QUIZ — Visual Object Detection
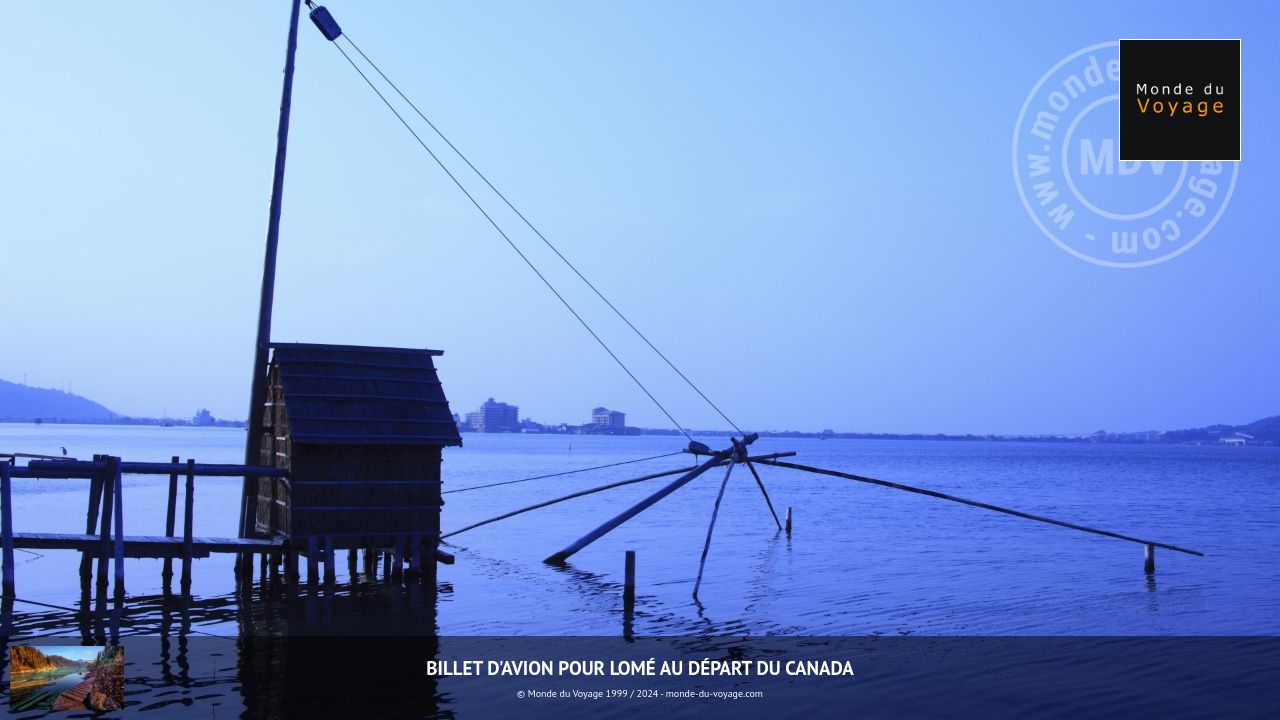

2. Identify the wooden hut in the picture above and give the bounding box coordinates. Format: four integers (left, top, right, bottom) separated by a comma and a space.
249, 343, 461, 564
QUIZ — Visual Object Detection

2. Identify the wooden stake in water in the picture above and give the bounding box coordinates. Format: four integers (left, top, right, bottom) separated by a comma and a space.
623, 550, 636, 610
181, 459, 195, 593
1144, 544, 1156, 574
96, 461, 115, 592
786, 507, 792, 537
1, 461, 15, 600
693, 461, 737, 601
163, 455, 179, 581
111, 457, 125, 599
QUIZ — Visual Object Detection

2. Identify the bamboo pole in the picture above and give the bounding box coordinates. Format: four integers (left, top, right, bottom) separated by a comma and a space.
743, 460, 782, 530
757, 459, 1204, 557
443, 453, 795, 542
443, 464, 701, 540
545, 453, 728, 565
692, 461, 736, 601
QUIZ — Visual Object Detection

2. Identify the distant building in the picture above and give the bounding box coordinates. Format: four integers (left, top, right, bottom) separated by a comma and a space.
587, 406, 627, 434
465, 398, 521, 433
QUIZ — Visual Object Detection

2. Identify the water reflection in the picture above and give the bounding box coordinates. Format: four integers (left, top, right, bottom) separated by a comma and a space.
4, 569, 449, 718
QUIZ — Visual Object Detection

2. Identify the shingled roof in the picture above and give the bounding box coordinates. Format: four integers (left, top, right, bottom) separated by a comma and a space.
270, 343, 462, 446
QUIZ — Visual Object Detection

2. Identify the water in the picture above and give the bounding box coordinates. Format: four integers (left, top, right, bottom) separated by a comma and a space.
7, 668, 85, 712
2, 425, 1278, 635
2, 425, 1278, 717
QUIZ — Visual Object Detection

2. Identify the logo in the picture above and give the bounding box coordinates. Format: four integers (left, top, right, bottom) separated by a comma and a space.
1012, 42, 1238, 268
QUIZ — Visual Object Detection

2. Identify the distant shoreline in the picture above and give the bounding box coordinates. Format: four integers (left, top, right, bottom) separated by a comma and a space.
4, 418, 1274, 446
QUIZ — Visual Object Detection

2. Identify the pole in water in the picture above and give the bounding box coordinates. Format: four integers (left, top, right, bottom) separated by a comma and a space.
1, 461, 15, 601
623, 550, 636, 610
1144, 544, 1156, 574
785, 507, 792, 536
111, 457, 125, 600
692, 460, 737, 601
240, 0, 304, 544
545, 452, 726, 564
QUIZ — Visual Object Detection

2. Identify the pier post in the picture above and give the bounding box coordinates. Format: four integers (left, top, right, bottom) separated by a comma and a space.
162, 455, 178, 582
307, 537, 319, 585
408, 534, 422, 581
181, 459, 195, 593
785, 507, 792, 536
1144, 544, 1156, 574
285, 548, 298, 582
323, 537, 336, 585
382, 550, 391, 579
96, 461, 115, 592
391, 536, 404, 582
623, 550, 636, 611
111, 457, 125, 599
363, 546, 375, 577
1, 461, 15, 600
347, 548, 357, 581
80, 457, 105, 584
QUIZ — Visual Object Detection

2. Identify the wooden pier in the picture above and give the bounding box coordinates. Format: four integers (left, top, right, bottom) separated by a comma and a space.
1, 455, 289, 600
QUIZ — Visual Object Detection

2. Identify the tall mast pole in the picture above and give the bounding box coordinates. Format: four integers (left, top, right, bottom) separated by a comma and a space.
240, 0, 304, 542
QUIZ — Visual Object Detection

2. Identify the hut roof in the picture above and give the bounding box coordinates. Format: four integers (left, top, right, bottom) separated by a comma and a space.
270, 343, 462, 447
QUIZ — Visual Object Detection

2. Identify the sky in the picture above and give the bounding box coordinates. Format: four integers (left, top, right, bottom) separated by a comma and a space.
1, 1, 1276, 435
23, 645, 101, 663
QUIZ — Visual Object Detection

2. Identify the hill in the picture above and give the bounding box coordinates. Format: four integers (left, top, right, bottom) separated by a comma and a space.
9, 646, 90, 673
0, 379, 117, 422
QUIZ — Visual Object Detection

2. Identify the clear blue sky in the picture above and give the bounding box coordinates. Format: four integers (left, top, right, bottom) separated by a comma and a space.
1, 1, 1275, 435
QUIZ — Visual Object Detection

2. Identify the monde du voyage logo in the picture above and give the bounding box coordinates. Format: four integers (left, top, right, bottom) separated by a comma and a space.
1012, 40, 1240, 268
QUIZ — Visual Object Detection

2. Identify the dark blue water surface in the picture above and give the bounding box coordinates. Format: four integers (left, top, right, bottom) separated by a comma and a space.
2, 426, 1278, 718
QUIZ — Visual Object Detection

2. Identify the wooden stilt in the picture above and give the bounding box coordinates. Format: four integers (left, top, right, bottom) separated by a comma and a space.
162, 455, 178, 581
623, 549, 636, 611
96, 461, 115, 592
181, 459, 195, 592
363, 546, 375, 576
407, 534, 422, 581
391, 536, 404, 581
1145, 544, 1156, 574
1, 461, 15, 600
323, 537, 336, 584
110, 457, 125, 599
382, 550, 391, 578
785, 507, 792, 536
80, 460, 105, 583
347, 548, 357, 580
259, 550, 268, 579
307, 537, 318, 585
285, 549, 298, 582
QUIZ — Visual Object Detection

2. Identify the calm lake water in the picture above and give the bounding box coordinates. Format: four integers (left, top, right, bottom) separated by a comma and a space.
7, 667, 85, 712
3, 424, 1276, 636
2, 425, 1278, 717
